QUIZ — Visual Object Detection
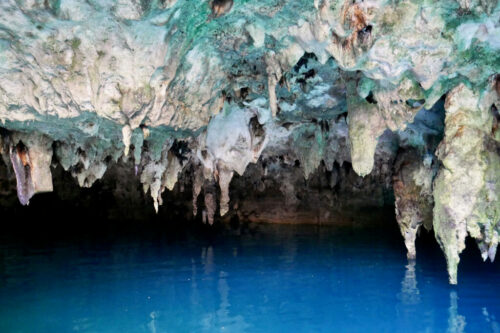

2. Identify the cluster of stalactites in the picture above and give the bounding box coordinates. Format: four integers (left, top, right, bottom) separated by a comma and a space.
390, 80, 499, 284
191, 105, 268, 224
136, 104, 269, 221
0, 128, 129, 205
0, 102, 270, 222
431, 82, 500, 284
0, 75, 497, 288
345, 73, 426, 177
139, 138, 184, 213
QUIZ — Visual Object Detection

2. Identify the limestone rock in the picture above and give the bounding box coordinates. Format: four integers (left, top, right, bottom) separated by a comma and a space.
433, 84, 500, 284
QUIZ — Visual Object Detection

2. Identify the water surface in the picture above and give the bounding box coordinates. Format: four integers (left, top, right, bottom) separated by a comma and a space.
0, 222, 498, 332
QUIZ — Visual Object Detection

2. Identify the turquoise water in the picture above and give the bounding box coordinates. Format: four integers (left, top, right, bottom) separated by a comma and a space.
0, 223, 498, 333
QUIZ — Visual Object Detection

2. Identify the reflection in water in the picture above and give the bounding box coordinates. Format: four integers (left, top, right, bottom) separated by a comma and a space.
200, 246, 250, 332
448, 291, 466, 333
202, 246, 215, 275
190, 258, 200, 314
400, 260, 420, 305
398, 260, 498, 333
0, 225, 499, 332
482, 308, 500, 333
148, 311, 158, 333
282, 233, 298, 264
399, 261, 469, 333
214, 271, 250, 332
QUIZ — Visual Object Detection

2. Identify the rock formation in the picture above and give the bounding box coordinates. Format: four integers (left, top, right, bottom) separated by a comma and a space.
0, 0, 498, 283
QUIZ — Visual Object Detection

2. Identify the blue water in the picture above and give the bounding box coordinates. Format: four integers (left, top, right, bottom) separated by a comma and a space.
0, 223, 498, 333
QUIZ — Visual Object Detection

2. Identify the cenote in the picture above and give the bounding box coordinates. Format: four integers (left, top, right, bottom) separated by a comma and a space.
0, 214, 499, 333
0, 0, 500, 332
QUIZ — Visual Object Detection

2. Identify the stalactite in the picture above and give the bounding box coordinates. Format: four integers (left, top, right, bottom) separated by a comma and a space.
8, 133, 53, 205
433, 84, 499, 284
393, 150, 434, 259
122, 125, 132, 157
216, 163, 234, 216
345, 76, 386, 177
163, 151, 183, 192
265, 53, 282, 118
203, 182, 217, 225
192, 164, 204, 217
140, 140, 172, 213
9, 143, 34, 206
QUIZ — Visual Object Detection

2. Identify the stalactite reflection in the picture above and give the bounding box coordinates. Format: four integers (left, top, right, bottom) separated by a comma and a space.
147, 311, 158, 333
447, 291, 466, 333
482, 307, 499, 332
399, 260, 420, 305
202, 246, 215, 275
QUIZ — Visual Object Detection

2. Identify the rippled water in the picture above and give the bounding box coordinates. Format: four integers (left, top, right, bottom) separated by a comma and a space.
0, 223, 498, 333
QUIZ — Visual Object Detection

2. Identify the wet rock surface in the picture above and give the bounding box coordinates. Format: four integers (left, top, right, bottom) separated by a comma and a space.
0, 0, 498, 283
